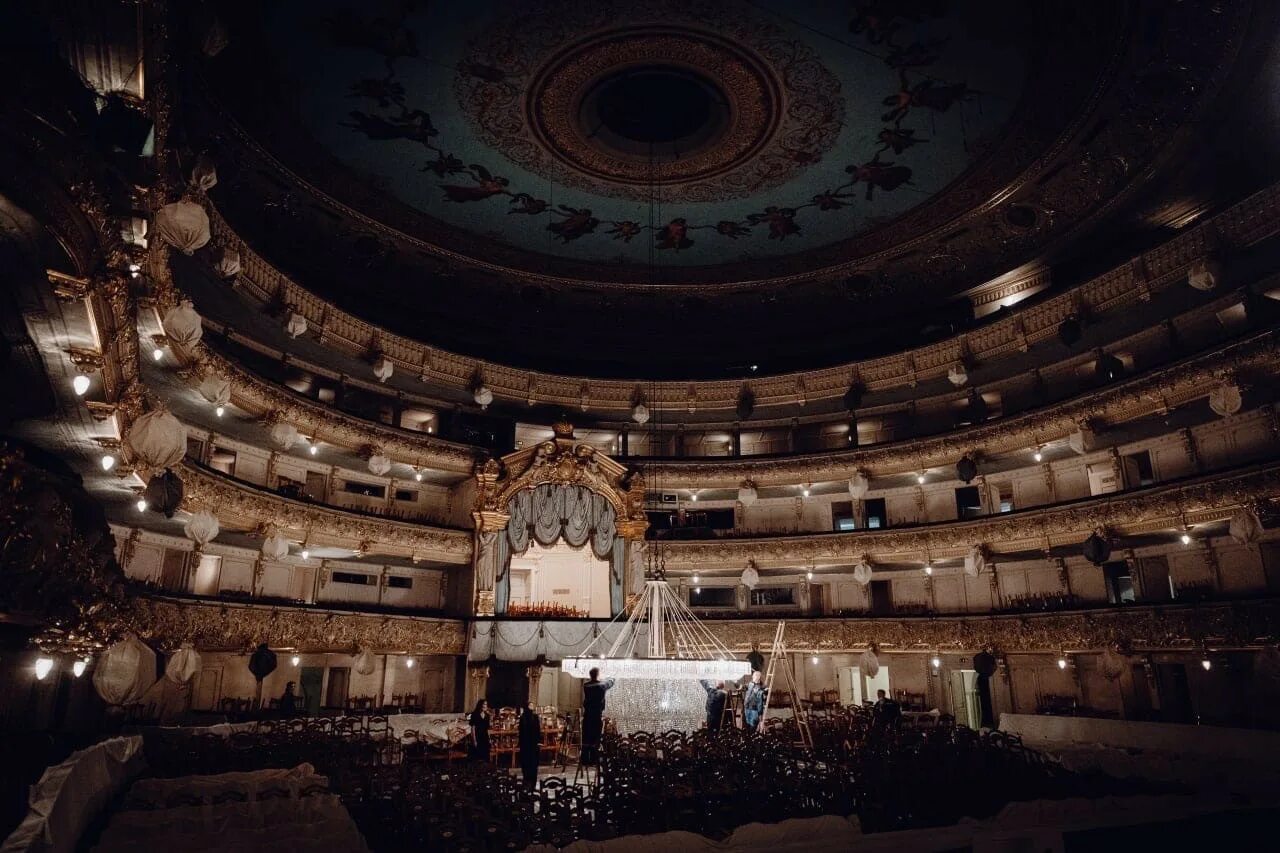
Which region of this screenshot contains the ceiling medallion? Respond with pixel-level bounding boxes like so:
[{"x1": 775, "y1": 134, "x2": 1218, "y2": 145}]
[
  {"x1": 456, "y1": 4, "x2": 843, "y2": 203},
  {"x1": 526, "y1": 28, "x2": 781, "y2": 192}
]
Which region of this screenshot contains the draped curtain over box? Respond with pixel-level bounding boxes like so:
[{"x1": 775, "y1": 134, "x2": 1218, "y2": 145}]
[{"x1": 470, "y1": 420, "x2": 648, "y2": 618}]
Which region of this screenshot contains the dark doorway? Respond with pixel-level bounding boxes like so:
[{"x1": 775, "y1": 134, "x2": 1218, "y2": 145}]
[
  {"x1": 299, "y1": 666, "x2": 324, "y2": 715},
  {"x1": 322, "y1": 666, "x2": 348, "y2": 712},
  {"x1": 1155, "y1": 663, "x2": 1193, "y2": 723},
  {"x1": 486, "y1": 662, "x2": 529, "y2": 710},
  {"x1": 869, "y1": 580, "x2": 893, "y2": 616}
]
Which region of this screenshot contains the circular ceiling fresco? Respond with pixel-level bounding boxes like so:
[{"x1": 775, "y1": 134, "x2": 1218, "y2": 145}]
[
  {"x1": 237, "y1": 0, "x2": 1028, "y2": 272},
  {"x1": 194, "y1": 0, "x2": 1254, "y2": 375}
]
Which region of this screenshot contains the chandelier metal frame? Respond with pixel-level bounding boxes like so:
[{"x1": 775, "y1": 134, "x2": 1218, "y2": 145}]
[{"x1": 562, "y1": 580, "x2": 750, "y2": 681}]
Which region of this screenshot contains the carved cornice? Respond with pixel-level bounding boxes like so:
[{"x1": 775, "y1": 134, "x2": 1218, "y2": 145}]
[
  {"x1": 171, "y1": 327, "x2": 1278, "y2": 488},
  {"x1": 178, "y1": 462, "x2": 472, "y2": 563},
  {"x1": 132, "y1": 594, "x2": 468, "y2": 654},
  {"x1": 185, "y1": 344, "x2": 477, "y2": 475},
  {"x1": 649, "y1": 331, "x2": 1280, "y2": 487},
  {"x1": 671, "y1": 600, "x2": 1280, "y2": 654},
  {"x1": 476, "y1": 436, "x2": 648, "y2": 536},
  {"x1": 199, "y1": 177, "x2": 1280, "y2": 414},
  {"x1": 662, "y1": 462, "x2": 1280, "y2": 568}
]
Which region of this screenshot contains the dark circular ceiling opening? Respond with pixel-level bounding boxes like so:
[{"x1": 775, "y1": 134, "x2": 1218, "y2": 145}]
[{"x1": 593, "y1": 67, "x2": 719, "y2": 144}]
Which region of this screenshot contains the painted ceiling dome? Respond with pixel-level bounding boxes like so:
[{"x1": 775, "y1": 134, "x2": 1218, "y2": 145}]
[{"x1": 192, "y1": 0, "x2": 1265, "y2": 376}]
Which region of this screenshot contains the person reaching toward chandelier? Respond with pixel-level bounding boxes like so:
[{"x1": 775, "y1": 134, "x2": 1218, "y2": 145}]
[
  {"x1": 743, "y1": 671, "x2": 768, "y2": 731},
  {"x1": 700, "y1": 679, "x2": 729, "y2": 732},
  {"x1": 581, "y1": 667, "x2": 615, "y2": 764}
]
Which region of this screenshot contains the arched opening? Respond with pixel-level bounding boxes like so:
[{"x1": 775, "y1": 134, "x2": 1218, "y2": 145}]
[{"x1": 507, "y1": 540, "x2": 612, "y2": 618}]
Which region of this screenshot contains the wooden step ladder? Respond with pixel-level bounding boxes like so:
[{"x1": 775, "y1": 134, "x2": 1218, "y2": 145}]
[{"x1": 759, "y1": 621, "x2": 812, "y2": 748}]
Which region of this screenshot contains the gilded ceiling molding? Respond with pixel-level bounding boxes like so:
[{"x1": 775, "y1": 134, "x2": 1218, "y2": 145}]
[
  {"x1": 672, "y1": 599, "x2": 1280, "y2": 655},
  {"x1": 132, "y1": 594, "x2": 468, "y2": 655},
  {"x1": 181, "y1": 344, "x2": 477, "y2": 475},
  {"x1": 197, "y1": 179, "x2": 1280, "y2": 414},
  {"x1": 661, "y1": 462, "x2": 1280, "y2": 569},
  {"x1": 178, "y1": 462, "x2": 472, "y2": 564}
]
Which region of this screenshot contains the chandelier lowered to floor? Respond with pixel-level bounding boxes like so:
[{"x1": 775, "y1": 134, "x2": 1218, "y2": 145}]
[{"x1": 562, "y1": 580, "x2": 750, "y2": 681}]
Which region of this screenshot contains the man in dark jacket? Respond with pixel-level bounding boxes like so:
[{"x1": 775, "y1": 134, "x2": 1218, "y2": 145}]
[
  {"x1": 743, "y1": 671, "x2": 768, "y2": 731},
  {"x1": 700, "y1": 679, "x2": 729, "y2": 732},
  {"x1": 518, "y1": 704, "x2": 542, "y2": 790},
  {"x1": 581, "y1": 667, "x2": 615, "y2": 764}
]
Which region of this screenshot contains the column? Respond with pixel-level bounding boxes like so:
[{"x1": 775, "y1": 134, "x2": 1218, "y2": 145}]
[
  {"x1": 466, "y1": 664, "x2": 491, "y2": 710},
  {"x1": 526, "y1": 664, "x2": 544, "y2": 707}
]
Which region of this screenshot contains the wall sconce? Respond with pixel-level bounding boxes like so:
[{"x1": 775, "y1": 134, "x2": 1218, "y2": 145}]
[
  {"x1": 73, "y1": 659, "x2": 89, "y2": 678},
  {"x1": 35, "y1": 657, "x2": 54, "y2": 681}
]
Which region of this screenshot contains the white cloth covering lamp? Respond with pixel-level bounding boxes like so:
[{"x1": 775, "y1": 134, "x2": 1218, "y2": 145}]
[
  {"x1": 161, "y1": 299, "x2": 203, "y2": 349},
  {"x1": 154, "y1": 201, "x2": 211, "y2": 255}
]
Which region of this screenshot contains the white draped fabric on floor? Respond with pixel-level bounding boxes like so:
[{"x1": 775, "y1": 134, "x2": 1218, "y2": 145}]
[
  {"x1": 171, "y1": 713, "x2": 470, "y2": 746},
  {"x1": 1, "y1": 736, "x2": 144, "y2": 853}
]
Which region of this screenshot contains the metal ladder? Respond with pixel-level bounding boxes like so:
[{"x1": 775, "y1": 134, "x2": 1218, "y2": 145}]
[{"x1": 759, "y1": 621, "x2": 813, "y2": 748}]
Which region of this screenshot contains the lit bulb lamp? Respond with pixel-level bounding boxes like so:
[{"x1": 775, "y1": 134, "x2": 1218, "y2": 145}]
[
  {"x1": 291, "y1": 655, "x2": 300, "y2": 666},
  {"x1": 101, "y1": 454, "x2": 116, "y2": 471},
  {"x1": 136, "y1": 498, "x2": 147, "y2": 512},
  {"x1": 1181, "y1": 533, "x2": 1192, "y2": 545},
  {"x1": 1057, "y1": 658, "x2": 1068, "y2": 670},
  {"x1": 406, "y1": 658, "x2": 415, "y2": 668},
  {"x1": 72, "y1": 374, "x2": 91, "y2": 396},
  {"x1": 152, "y1": 348, "x2": 163, "y2": 362},
  {"x1": 215, "y1": 406, "x2": 225, "y2": 417},
  {"x1": 811, "y1": 656, "x2": 819, "y2": 665},
  {"x1": 72, "y1": 659, "x2": 88, "y2": 678},
  {"x1": 300, "y1": 550, "x2": 310, "y2": 561},
  {"x1": 35, "y1": 657, "x2": 54, "y2": 681},
  {"x1": 1201, "y1": 658, "x2": 1212, "y2": 671},
  {"x1": 930, "y1": 657, "x2": 941, "y2": 669}
]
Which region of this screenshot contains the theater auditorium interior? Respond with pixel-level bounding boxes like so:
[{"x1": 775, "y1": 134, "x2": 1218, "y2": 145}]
[{"x1": 3, "y1": 1, "x2": 1280, "y2": 850}]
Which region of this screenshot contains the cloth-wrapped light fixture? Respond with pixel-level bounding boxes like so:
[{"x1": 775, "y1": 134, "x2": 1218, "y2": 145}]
[
  {"x1": 1209, "y1": 383, "x2": 1242, "y2": 417},
  {"x1": 248, "y1": 643, "x2": 277, "y2": 685},
  {"x1": 93, "y1": 635, "x2": 156, "y2": 706},
  {"x1": 947, "y1": 365, "x2": 968, "y2": 386},
  {"x1": 741, "y1": 563, "x2": 759, "y2": 590},
  {"x1": 632, "y1": 403, "x2": 649, "y2": 424},
  {"x1": 212, "y1": 246, "x2": 241, "y2": 279},
  {"x1": 353, "y1": 648, "x2": 377, "y2": 676},
  {"x1": 738, "y1": 481, "x2": 757, "y2": 506},
  {"x1": 184, "y1": 509, "x2": 220, "y2": 550},
  {"x1": 154, "y1": 201, "x2": 211, "y2": 255},
  {"x1": 1229, "y1": 507, "x2": 1263, "y2": 546},
  {"x1": 964, "y1": 545, "x2": 988, "y2": 578},
  {"x1": 1082, "y1": 530, "x2": 1111, "y2": 566},
  {"x1": 474, "y1": 385, "x2": 494, "y2": 408},
  {"x1": 165, "y1": 643, "x2": 202, "y2": 683},
  {"x1": 853, "y1": 561, "x2": 873, "y2": 586},
  {"x1": 1187, "y1": 259, "x2": 1219, "y2": 291},
  {"x1": 859, "y1": 648, "x2": 880, "y2": 678},
  {"x1": 368, "y1": 454, "x2": 392, "y2": 476},
  {"x1": 162, "y1": 299, "x2": 203, "y2": 349},
  {"x1": 125, "y1": 407, "x2": 187, "y2": 473},
  {"x1": 261, "y1": 526, "x2": 290, "y2": 561},
  {"x1": 190, "y1": 155, "x2": 218, "y2": 191},
  {"x1": 285, "y1": 312, "x2": 308, "y2": 339},
  {"x1": 847, "y1": 471, "x2": 870, "y2": 499},
  {"x1": 270, "y1": 421, "x2": 299, "y2": 451},
  {"x1": 372, "y1": 356, "x2": 394, "y2": 383},
  {"x1": 144, "y1": 469, "x2": 185, "y2": 518},
  {"x1": 197, "y1": 374, "x2": 231, "y2": 408}
]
